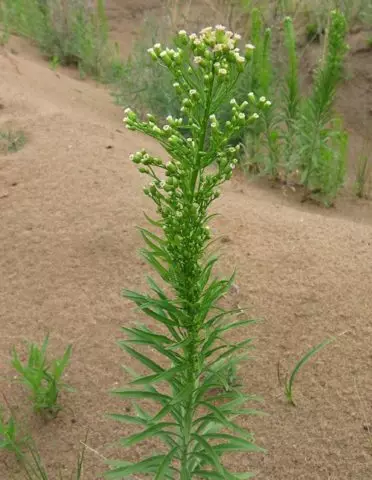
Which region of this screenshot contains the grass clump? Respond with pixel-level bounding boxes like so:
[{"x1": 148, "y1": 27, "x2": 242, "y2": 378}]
[
  {"x1": 240, "y1": 10, "x2": 349, "y2": 205},
  {"x1": 12, "y1": 335, "x2": 72, "y2": 417},
  {"x1": 0, "y1": 0, "x2": 121, "y2": 81},
  {"x1": 108, "y1": 26, "x2": 265, "y2": 479},
  {"x1": 0, "y1": 129, "x2": 26, "y2": 153}
]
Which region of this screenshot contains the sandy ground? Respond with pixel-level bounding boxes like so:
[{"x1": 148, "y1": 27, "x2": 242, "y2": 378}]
[{"x1": 1, "y1": 3, "x2": 372, "y2": 479}]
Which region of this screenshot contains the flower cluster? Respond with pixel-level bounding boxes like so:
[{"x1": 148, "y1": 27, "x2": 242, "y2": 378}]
[{"x1": 123, "y1": 26, "x2": 270, "y2": 284}]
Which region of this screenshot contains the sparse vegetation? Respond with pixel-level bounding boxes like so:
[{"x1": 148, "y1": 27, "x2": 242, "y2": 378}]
[
  {"x1": 0, "y1": 408, "x2": 87, "y2": 480},
  {"x1": 297, "y1": 11, "x2": 348, "y2": 204},
  {"x1": 12, "y1": 335, "x2": 72, "y2": 417},
  {"x1": 0, "y1": 129, "x2": 26, "y2": 153},
  {"x1": 240, "y1": 10, "x2": 349, "y2": 205},
  {"x1": 0, "y1": 0, "x2": 121, "y2": 81}
]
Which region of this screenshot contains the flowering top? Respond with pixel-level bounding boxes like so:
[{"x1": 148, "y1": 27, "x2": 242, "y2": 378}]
[{"x1": 123, "y1": 26, "x2": 269, "y2": 283}]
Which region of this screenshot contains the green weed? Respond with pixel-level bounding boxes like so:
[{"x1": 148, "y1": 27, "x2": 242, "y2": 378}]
[
  {"x1": 0, "y1": 407, "x2": 24, "y2": 459},
  {"x1": 240, "y1": 9, "x2": 275, "y2": 170},
  {"x1": 108, "y1": 26, "x2": 265, "y2": 479},
  {"x1": 296, "y1": 10, "x2": 349, "y2": 204},
  {"x1": 12, "y1": 335, "x2": 72, "y2": 417},
  {"x1": 284, "y1": 338, "x2": 334, "y2": 406}
]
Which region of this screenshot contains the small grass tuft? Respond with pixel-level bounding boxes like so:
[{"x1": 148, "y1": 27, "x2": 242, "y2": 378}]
[
  {"x1": 0, "y1": 129, "x2": 26, "y2": 153},
  {"x1": 12, "y1": 335, "x2": 72, "y2": 417}
]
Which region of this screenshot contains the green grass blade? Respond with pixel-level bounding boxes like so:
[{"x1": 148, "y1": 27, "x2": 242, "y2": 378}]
[{"x1": 285, "y1": 337, "x2": 335, "y2": 405}]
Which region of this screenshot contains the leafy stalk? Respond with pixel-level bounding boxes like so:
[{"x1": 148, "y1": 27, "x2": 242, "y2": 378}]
[
  {"x1": 282, "y1": 16, "x2": 300, "y2": 175},
  {"x1": 108, "y1": 26, "x2": 265, "y2": 479},
  {"x1": 297, "y1": 10, "x2": 348, "y2": 204}
]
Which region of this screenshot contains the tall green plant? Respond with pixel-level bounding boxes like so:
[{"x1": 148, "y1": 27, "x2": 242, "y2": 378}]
[
  {"x1": 240, "y1": 9, "x2": 274, "y2": 171},
  {"x1": 297, "y1": 10, "x2": 348, "y2": 203},
  {"x1": 108, "y1": 26, "x2": 265, "y2": 479},
  {"x1": 282, "y1": 16, "x2": 300, "y2": 176}
]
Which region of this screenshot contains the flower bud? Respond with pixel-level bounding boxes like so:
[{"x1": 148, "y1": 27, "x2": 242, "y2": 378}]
[
  {"x1": 248, "y1": 92, "x2": 256, "y2": 103},
  {"x1": 245, "y1": 43, "x2": 255, "y2": 60}
]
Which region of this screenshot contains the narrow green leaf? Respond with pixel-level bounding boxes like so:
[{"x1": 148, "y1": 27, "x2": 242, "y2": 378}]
[
  {"x1": 105, "y1": 455, "x2": 166, "y2": 479},
  {"x1": 154, "y1": 447, "x2": 179, "y2": 480},
  {"x1": 107, "y1": 413, "x2": 148, "y2": 426},
  {"x1": 119, "y1": 343, "x2": 164, "y2": 373},
  {"x1": 191, "y1": 433, "x2": 224, "y2": 474},
  {"x1": 111, "y1": 390, "x2": 171, "y2": 403},
  {"x1": 121, "y1": 422, "x2": 178, "y2": 447}
]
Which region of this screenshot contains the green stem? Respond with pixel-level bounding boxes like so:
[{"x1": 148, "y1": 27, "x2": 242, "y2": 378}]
[
  {"x1": 179, "y1": 74, "x2": 216, "y2": 473},
  {"x1": 190, "y1": 73, "x2": 215, "y2": 195}
]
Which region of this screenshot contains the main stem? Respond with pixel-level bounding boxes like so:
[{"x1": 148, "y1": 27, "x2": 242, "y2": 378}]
[{"x1": 180, "y1": 74, "x2": 215, "y2": 479}]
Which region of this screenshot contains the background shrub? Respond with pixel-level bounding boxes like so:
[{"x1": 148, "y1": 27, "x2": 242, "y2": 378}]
[{"x1": 0, "y1": 0, "x2": 121, "y2": 81}]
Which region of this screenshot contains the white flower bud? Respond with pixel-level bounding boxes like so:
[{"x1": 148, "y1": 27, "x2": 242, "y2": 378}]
[
  {"x1": 259, "y1": 96, "x2": 266, "y2": 103},
  {"x1": 245, "y1": 43, "x2": 255, "y2": 50},
  {"x1": 215, "y1": 25, "x2": 226, "y2": 31},
  {"x1": 194, "y1": 56, "x2": 203, "y2": 64},
  {"x1": 218, "y1": 68, "x2": 227, "y2": 76}
]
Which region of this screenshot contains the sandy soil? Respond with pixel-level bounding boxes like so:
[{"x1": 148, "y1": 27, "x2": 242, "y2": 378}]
[{"x1": 1, "y1": 3, "x2": 372, "y2": 479}]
